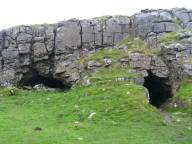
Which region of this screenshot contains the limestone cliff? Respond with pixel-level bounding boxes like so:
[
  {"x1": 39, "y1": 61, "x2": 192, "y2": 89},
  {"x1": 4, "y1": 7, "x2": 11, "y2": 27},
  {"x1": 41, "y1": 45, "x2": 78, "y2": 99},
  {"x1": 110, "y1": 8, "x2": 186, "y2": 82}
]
[{"x1": 1, "y1": 8, "x2": 192, "y2": 90}]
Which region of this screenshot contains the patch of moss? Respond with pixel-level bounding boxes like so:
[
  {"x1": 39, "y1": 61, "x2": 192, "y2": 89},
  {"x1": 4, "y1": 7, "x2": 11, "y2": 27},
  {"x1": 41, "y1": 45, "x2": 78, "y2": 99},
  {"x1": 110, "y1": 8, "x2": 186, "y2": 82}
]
[
  {"x1": 80, "y1": 48, "x2": 129, "y2": 64},
  {"x1": 119, "y1": 36, "x2": 160, "y2": 56},
  {"x1": 159, "y1": 32, "x2": 180, "y2": 45}
]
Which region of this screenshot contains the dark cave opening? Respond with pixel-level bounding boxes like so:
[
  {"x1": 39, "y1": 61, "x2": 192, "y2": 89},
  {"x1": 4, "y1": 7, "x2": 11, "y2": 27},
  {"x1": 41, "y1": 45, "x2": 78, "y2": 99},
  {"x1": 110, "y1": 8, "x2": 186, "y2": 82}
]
[
  {"x1": 21, "y1": 71, "x2": 70, "y2": 89},
  {"x1": 143, "y1": 71, "x2": 173, "y2": 108}
]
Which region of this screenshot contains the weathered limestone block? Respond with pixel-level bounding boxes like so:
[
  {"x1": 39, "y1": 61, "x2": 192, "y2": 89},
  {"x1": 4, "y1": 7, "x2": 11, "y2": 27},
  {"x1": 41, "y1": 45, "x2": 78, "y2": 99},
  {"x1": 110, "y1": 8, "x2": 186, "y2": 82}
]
[
  {"x1": 1, "y1": 8, "x2": 192, "y2": 87},
  {"x1": 18, "y1": 43, "x2": 31, "y2": 54},
  {"x1": 133, "y1": 9, "x2": 185, "y2": 37},
  {"x1": 34, "y1": 61, "x2": 51, "y2": 76},
  {"x1": 53, "y1": 50, "x2": 81, "y2": 84},
  {"x1": 129, "y1": 53, "x2": 151, "y2": 69},
  {"x1": 55, "y1": 20, "x2": 81, "y2": 54},
  {"x1": 103, "y1": 16, "x2": 130, "y2": 45},
  {"x1": 17, "y1": 33, "x2": 32, "y2": 43},
  {"x1": 2, "y1": 48, "x2": 19, "y2": 63},
  {"x1": 186, "y1": 22, "x2": 192, "y2": 30},
  {"x1": 81, "y1": 19, "x2": 102, "y2": 47},
  {"x1": 173, "y1": 8, "x2": 191, "y2": 23},
  {"x1": 33, "y1": 42, "x2": 48, "y2": 62},
  {"x1": 150, "y1": 56, "x2": 169, "y2": 77},
  {"x1": 165, "y1": 22, "x2": 181, "y2": 32}
]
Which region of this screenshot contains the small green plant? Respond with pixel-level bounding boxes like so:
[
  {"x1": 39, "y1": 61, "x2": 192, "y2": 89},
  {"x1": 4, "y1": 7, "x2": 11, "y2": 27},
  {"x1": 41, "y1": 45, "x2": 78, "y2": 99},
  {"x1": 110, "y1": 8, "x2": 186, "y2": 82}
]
[{"x1": 0, "y1": 87, "x2": 17, "y2": 96}]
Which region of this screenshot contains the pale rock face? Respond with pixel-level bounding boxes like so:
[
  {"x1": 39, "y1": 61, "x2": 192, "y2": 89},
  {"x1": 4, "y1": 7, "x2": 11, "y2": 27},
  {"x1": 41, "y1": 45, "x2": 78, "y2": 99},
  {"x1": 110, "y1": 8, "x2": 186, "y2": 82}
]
[
  {"x1": 81, "y1": 19, "x2": 102, "y2": 47},
  {"x1": 103, "y1": 16, "x2": 130, "y2": 45},
  {"x1": 0, "y1": 8, "x2": 192, "y2": 87}
]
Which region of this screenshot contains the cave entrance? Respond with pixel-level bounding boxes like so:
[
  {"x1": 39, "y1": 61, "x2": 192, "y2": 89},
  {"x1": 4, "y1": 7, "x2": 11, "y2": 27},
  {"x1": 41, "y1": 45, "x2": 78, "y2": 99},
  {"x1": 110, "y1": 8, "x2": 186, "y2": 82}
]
[
  {"x1": 21, "y1": 71, "x2": 70, "y2": 89},
  {"x1": 143, "y1": 71, "x2": 172, "y2": 108}
]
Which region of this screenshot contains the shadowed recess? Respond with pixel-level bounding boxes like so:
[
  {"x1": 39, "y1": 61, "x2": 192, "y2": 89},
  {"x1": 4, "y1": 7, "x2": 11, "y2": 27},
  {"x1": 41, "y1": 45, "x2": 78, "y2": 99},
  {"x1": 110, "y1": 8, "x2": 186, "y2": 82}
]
[
  {"x1": 143, "y1": 71, "x2": 173, "y2": 108},
  {"x1": 21, "y1": 71, "x2": 70, "y2": 89}
]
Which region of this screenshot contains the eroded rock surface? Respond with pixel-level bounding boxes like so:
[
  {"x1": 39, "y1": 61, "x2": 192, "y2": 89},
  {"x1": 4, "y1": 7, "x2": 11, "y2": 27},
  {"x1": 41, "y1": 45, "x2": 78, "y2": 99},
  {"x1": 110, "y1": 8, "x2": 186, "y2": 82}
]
[{"x1": 0, "y1": 8, "x2": 192, "y2": 88}]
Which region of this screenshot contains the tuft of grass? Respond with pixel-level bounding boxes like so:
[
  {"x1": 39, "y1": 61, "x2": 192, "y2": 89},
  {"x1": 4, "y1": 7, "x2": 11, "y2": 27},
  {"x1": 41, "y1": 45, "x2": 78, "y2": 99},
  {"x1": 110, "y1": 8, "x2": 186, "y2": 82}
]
[
  {"x1": 176, "y1": 80, "x2": 192, "y2": 98},
  {"x1": 163, "y1": 80, "x2": 192, "y2": 113},
  {"x1": 90, "y1": 67, "x2": 142, "y2": 83},
  {"x1": 0, "y1": 87, "x2": 17, "y2": 97},
  {"x1": 119, "y1": 36, "x2": 160, "y2": 56},
  {"x1": 159, "y1": 32, "x2": 180, "y2": 45},
  {"x1": 80, "y1": 48, "x2": 129, "y2": 64},
  {"x1": 80, "y1": 36, "x2": 160, "y2": 65}
]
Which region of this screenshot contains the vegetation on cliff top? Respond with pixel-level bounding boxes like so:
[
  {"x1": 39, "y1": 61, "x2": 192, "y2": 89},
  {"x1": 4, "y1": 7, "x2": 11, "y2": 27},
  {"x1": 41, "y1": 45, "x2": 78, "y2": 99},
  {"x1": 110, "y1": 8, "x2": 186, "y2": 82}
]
[
  {"x1": 80, "y1": 35, "x2": 160, "y2": 64},
  {"x1": 119, "y1": 36, "x2": 160, "y2": 56}
]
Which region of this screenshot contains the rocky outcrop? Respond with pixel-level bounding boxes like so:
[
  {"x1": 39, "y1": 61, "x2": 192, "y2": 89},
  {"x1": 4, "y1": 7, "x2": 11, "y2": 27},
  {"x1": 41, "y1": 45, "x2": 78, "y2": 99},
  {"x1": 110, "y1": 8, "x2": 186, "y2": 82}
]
[
  {"x1": 0, "y1": 16, "x2": 131, "y2": 87},
  {"x1": 161, "y1": 32, "x2": 192, "y2": 92},
  {"x1": 0, "y1": 8, "x2": 192, "y2": 88}
]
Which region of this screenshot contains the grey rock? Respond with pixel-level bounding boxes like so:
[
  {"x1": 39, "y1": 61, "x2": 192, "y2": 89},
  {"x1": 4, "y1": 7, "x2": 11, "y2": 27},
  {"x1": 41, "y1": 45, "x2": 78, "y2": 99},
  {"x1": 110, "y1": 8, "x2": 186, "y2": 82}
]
[
  {"x1": 0, "y1": 8, "x2": 192, "y2": 88},
  {"x1": 104, "y1": 58, "x2": 112, "y2": 67},
  {"x1": 129, "y1": 53, "x2": 151, "y2": 69},
  {"x1": 87, "y1": 61, "x2": 102, "y2": 69},
  {"x1": 81, "y1": 19, "x2": 102, "y2": 47},
  {"x1": 186, "y1": 22, "x2": 192, "y2": 30},
  {"x1": 55, "y1": 20, "x2": 81, "y2": 54},
  {"x1": 103, "y1": 16, "x2": 130, "y2": 45}
]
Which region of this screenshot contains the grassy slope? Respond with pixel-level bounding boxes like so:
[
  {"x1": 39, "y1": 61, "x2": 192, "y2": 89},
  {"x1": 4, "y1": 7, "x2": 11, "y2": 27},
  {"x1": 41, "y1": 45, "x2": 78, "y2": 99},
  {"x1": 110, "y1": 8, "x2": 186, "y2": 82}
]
[
  {"x1": 0, "y1": 36, "x2": 191, "y2": 144},
  {"x1": 0, "y1": 80, "x2": 192, "y2": 144}
]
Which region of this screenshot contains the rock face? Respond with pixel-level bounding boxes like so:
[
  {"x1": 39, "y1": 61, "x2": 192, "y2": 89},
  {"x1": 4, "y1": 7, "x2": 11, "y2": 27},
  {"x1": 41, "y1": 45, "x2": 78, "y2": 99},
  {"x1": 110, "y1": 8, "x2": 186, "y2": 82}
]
[
  {"x1": 161, "y1": 34, "x2": 192, "y2": 92},
  {"x1": 0, "y1": 8, "x2": 192, "y2": 88},
  {"x1": 0, "y1": 16, "x2": 131, "y2": 87}
]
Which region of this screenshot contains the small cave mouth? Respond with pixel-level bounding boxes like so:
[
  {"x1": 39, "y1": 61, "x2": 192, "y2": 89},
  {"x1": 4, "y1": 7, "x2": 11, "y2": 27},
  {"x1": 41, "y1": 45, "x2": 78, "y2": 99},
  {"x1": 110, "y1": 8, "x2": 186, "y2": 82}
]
[
  {"x1": 143, "y1": 71, "x2": 173, "y2": 108},
  {"x1": 21, "y1": 71, "x2": 71, "y2": 89}
]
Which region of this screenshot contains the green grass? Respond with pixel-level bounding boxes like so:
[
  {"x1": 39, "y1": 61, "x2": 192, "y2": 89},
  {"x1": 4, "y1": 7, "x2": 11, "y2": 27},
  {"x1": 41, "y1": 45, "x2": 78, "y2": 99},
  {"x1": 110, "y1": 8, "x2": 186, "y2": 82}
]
[
  {"x1": 119, "y1": 36, "x2": 160, "y2": 56},
  {"x1": 89, "y1": 67, "x2": 142, "y2": 83},
  {"x1": 162, "y1": 80, "x2": 192, "y2": 114},
  {"x1": 0, "y1": 60, "x2": 192, "y2": 143},
  {"x1": 0, "y1": 78, "x2": 192, "y2": 143},
  {"x1": 80, "y1": 36, "x2": 160, "y2": 65},
  {"x1": 176, "y1": 80, "x2": 192, "y2": 102},
  {"x1": 80, "y1": 48, "x2": 128, "y2": 64},
  {"x1": 159, "y1": 32, "x2": 180, "y2": 45}
]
